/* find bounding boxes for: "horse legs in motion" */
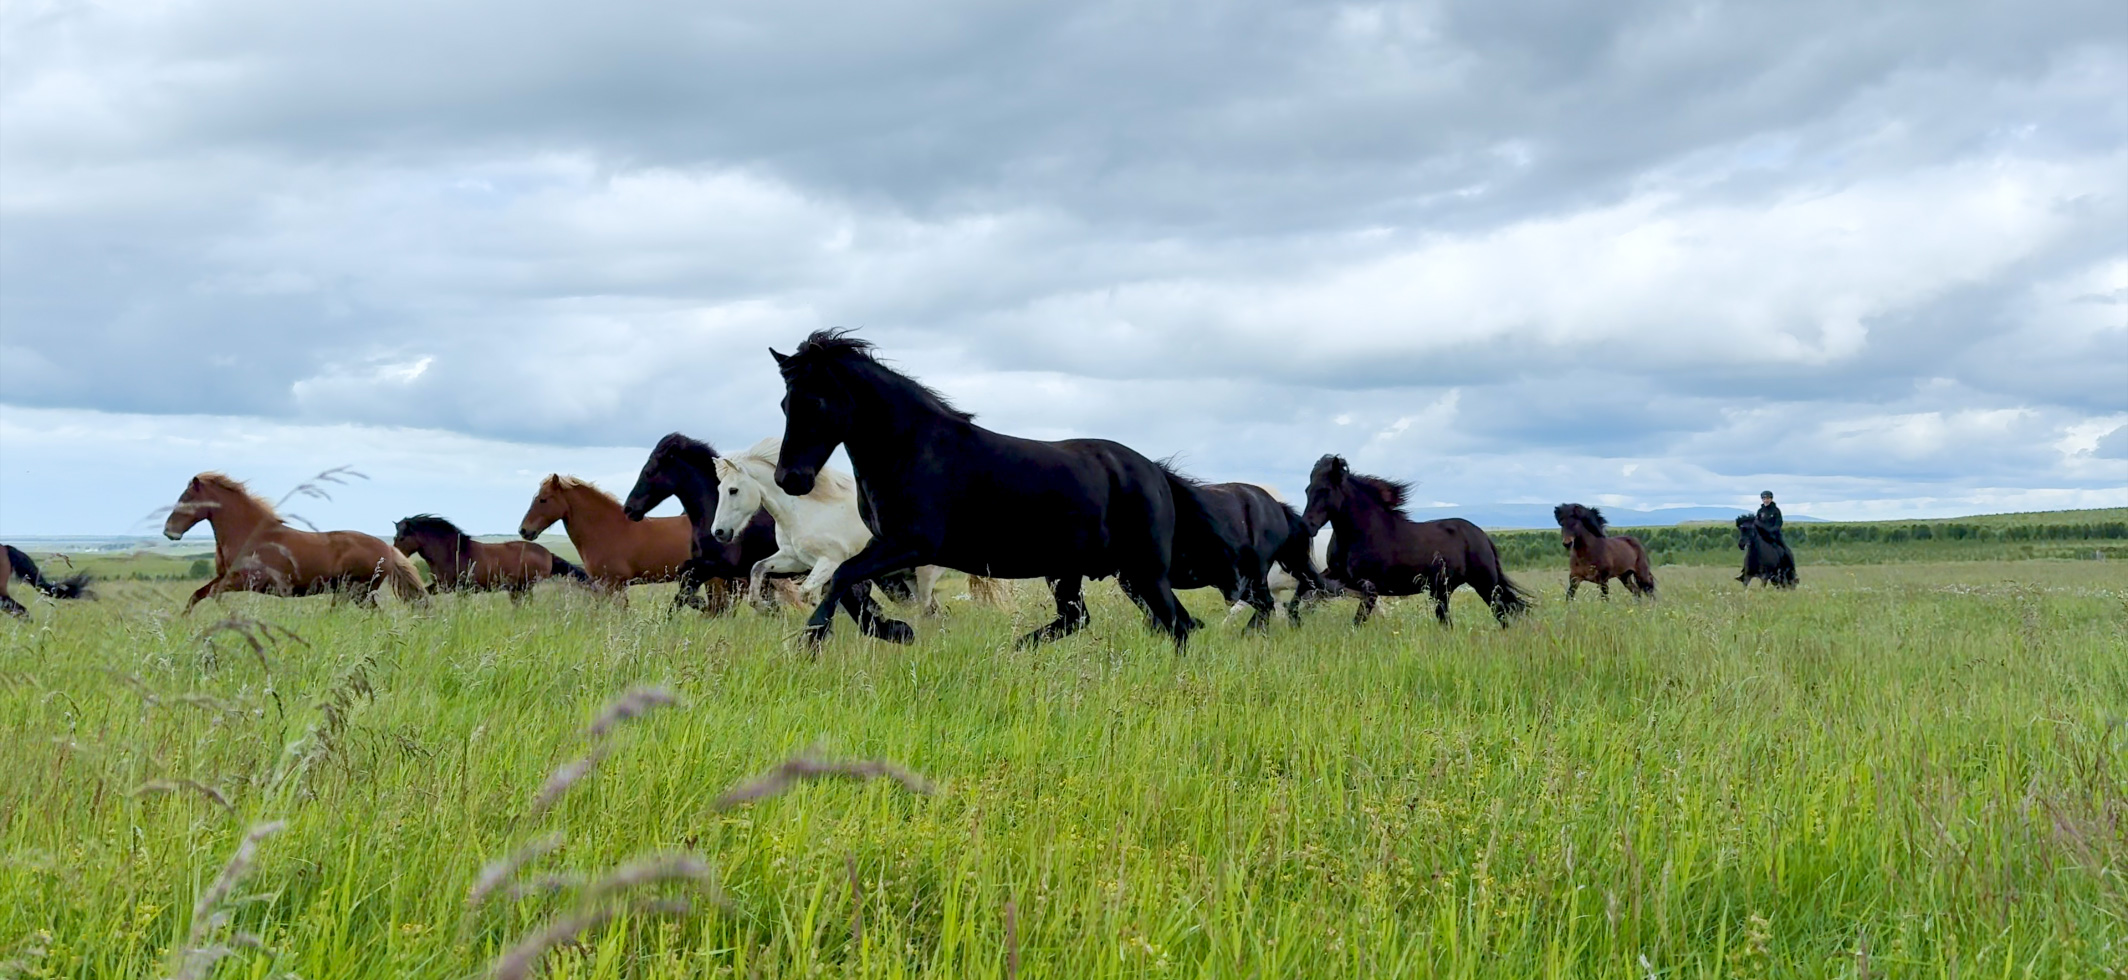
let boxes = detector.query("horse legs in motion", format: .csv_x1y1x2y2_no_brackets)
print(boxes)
1020,575,1092,647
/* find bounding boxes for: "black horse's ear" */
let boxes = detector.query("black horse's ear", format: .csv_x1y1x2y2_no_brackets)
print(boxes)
769,348,790,366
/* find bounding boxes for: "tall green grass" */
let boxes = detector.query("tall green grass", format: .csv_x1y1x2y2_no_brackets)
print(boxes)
2,563,2122,978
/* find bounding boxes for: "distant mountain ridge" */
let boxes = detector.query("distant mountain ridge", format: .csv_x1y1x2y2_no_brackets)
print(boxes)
1407,506,1820,531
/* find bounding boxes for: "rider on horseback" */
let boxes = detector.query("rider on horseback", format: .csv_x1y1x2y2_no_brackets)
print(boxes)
1757,491,1784,544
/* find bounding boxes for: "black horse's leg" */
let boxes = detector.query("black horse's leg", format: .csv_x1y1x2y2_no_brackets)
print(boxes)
1599,579,1611,600
802,541,922,645
1351,580,1378,626
1017,575,1091,648
1,592,26,617
1565,578,1579,602
835,579,901,640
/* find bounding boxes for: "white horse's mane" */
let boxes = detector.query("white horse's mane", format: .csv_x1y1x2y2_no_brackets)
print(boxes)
723,437,857,501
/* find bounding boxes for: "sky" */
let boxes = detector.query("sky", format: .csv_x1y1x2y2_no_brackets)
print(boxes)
2,0,2124,537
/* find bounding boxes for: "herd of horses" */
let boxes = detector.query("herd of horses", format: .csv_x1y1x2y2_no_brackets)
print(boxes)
2,331,1800,629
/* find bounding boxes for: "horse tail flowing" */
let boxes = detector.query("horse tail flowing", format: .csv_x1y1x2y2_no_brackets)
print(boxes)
6,545,93,600
1633,539,1657,596
1474,534,1533,621
550,554,591,582
381,549,429,607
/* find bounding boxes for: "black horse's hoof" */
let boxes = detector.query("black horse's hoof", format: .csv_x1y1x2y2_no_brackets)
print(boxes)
870,618,916,644
802,623,832,647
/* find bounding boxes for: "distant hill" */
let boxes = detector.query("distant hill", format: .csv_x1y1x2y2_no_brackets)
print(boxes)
1405,505,1829,531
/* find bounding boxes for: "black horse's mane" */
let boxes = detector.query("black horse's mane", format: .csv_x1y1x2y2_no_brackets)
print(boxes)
1555,503,1608,536
651,431,719,462
788,329,975,422
1349,473,1413,517
399,514,474,560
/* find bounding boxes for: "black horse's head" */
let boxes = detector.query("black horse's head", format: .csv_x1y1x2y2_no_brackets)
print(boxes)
1555,503,1606,549
625,433,701,521
1734,513,1757,548
768,341,852,498
1302,455,1351,531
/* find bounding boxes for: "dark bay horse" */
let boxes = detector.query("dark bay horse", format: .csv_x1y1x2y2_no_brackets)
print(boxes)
622,433,790,612
2,545,93,617
1554,503,1655,600
1302,455,1531,627
769,330,1211,648
165,473,427,612
392,514,587,602
1736,514,1798,588
518,475,696,604
1171,480,1328,630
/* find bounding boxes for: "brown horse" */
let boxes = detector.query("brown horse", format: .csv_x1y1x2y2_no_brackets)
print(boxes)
163,473,427,613
1554,503,1655,600
392,514,589,602
517,475,695,598
3,545,93,617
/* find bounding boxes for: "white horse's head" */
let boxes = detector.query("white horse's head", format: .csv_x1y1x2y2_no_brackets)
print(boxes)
710,457,766,544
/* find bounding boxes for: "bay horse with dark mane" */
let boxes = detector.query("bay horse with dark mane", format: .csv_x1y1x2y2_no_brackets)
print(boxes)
392,514,588,602
1554,503,1655,600
1302,455,1531,627
517,475,703,605
621,433,787,612
1736,514,1798,588
768,329,1214,648
2,545,93,617
163,473,427,612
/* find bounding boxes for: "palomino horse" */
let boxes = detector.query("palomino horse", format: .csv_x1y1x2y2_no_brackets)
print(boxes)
1554,503,1655,600
2,545,93,617
518,475,694,600
711,436,947,614
1302,455,1532,627
163,473,426,613
392,514,588,602
770,330,1213,648
1736,514,1798,588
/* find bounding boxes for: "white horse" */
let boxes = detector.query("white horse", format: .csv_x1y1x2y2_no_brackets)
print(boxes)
710,438,948,613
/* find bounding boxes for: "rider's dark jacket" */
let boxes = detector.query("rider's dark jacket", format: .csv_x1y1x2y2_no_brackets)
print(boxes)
1757,501,1785,543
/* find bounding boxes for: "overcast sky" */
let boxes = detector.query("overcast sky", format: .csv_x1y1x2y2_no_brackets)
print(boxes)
2,0,2123,537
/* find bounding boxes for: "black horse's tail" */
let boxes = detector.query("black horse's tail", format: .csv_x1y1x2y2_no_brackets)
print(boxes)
1473,534,1532,619
550,554,591,582
5,545,94,600
1159,465,1233,579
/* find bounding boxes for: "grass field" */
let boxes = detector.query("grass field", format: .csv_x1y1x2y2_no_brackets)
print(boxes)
2,556,2123,978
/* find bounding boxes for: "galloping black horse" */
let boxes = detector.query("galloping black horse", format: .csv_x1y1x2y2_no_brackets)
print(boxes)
1735,514,1798,588
1170,480,1328,629
1302,455,1531,627
623,433,787,611
3,545,93,617
769,330,1212,648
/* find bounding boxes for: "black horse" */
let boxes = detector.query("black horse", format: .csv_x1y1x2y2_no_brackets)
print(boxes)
769,330,1211,648
1735,514,1797,588
3,545,93,617
623,433,789,612
1170,480,1328,630
1302,455,1531,627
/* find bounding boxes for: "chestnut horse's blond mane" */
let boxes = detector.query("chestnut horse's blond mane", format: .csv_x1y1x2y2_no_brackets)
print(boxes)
193,472,284,521
544,474,623,506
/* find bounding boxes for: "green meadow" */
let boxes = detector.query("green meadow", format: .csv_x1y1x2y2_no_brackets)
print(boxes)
1,545,2122,977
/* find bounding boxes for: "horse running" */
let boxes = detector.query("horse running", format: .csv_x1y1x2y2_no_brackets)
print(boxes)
621,433,788,613
2,545,93,617
1302,455,1531,627
392,514,588,601
711,436,950,613
518,475,695,600
163,473,426,613
1171,480,1327,630
769,330,1213,648
1735,514,1798,588
1554,503,1655,600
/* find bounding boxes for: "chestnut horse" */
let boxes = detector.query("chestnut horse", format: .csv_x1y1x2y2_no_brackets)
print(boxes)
517,475,694,600
1553,503,1655,600
163,472,426,613
392,514,588,602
